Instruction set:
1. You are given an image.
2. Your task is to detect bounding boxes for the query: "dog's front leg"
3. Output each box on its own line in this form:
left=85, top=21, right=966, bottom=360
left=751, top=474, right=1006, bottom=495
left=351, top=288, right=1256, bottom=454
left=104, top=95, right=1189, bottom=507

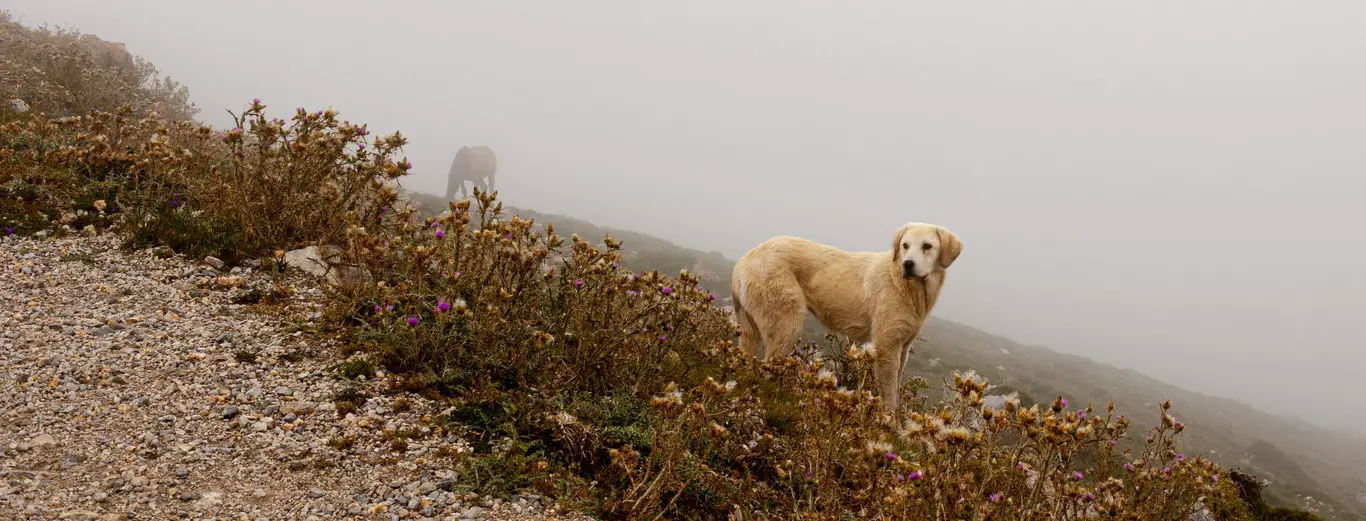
left=871, top=329, right=910, bottom=414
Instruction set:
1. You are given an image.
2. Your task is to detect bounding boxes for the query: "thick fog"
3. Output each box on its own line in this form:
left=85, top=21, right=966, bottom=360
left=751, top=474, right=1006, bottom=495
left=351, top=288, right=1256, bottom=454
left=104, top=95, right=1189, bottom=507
left=8, top=1, right=1364, bottom=431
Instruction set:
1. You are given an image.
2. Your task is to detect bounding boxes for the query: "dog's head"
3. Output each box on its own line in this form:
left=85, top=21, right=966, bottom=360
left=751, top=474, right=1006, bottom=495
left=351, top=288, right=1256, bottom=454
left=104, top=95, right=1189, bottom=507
left=891, top=222, right=963, bottom=279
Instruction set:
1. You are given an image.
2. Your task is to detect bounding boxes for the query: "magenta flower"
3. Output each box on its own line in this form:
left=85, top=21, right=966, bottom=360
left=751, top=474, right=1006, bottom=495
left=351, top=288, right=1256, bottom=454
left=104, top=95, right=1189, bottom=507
left=1176, top=453, right=1185, bottom=463
left=436, top=297, right=451, bottom=312
left=895, top=475, right=904, bottom=483
left=574, top=280, right=584, bottom=288
left=1124, top=463, right=1135, bottom=472
left=1163, top=467, right=1171, bottom=474
left=1017, top=463, right=1026, bottom=472
left=1211, top=474, right=1219, bottom=484
left=384, top=305, right=393, bottom=312
left=661, top=287, right=672, bottom=295
left=435, top=229, right=445, bottom=239
left=1078, top=410, right=1086, bottom=420
left=1073, top=471, right=1083, bottom=481
left=657, top=335, right=667, bottom=342
left=885, top=452, right=897, bottom=461
left=907, top=471, right=922, bottom=481
left=1059, top=397, right=1068, bottom=408
left=374, top=305, right=381, bottom=313
left=708, top=293, right=716, bottom=300
left=989, top=493, right=1003, bottom=503
left=403, top=161, right=412, bottom=169
left=252, top=98, right=261, bottom=105
left=625, top=290, right=638, bottom=297
left=407, top=315, right=419, bottom=325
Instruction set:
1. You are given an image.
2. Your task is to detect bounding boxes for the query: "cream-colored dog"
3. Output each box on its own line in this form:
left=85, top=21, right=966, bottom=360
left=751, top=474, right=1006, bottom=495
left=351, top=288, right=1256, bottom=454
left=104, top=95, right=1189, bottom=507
left=730, top=222, right=963, bottom=412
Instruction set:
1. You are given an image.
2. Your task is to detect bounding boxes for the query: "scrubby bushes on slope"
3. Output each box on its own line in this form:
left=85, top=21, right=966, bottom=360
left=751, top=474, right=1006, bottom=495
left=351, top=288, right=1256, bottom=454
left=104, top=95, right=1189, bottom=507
left=322, top=188, right=1253, bottom=520
left=1, top=9, right=196, bottom=121
left=0, top=101, right=406, bottom=262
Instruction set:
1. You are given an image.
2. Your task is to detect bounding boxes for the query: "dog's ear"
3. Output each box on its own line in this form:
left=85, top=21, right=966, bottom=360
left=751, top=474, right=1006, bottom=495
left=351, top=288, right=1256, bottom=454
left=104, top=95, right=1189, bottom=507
left=936, top=226, right=963, bottom=268
left=891, top=225, right=908, bottom=258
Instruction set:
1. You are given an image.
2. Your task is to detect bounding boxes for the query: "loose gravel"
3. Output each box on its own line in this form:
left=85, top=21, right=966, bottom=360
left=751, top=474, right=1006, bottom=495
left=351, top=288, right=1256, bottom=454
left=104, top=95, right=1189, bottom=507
left=1, top=233, right=593, bottom=521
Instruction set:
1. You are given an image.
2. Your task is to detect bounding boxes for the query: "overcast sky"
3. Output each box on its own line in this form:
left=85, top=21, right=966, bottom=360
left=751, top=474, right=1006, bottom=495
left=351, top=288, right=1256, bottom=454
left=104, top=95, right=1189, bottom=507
left=7, top=0, right=1364, bottom=431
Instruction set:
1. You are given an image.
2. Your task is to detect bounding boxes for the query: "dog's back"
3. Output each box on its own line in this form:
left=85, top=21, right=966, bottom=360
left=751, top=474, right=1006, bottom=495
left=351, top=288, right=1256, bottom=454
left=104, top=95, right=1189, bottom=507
left=732, top=236, right=883, bottom=357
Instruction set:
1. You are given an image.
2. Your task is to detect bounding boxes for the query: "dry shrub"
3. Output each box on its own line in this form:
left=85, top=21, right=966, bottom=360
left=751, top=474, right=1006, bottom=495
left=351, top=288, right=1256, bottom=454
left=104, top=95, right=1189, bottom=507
left=0, top=9, right=196, bottom=121
left=332, top=191, right=1254, bottom=521
left=0, top=100, right=406, bottom=262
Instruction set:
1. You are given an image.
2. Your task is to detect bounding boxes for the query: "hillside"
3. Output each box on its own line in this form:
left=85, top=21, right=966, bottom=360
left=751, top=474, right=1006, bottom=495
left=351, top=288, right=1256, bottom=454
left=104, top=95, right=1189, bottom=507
left=406, top=188, right=1366, bottom=520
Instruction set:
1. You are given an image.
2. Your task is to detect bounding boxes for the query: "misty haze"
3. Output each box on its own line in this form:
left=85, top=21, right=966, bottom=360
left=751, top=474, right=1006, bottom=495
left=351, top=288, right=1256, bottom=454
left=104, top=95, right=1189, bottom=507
left=3, top=1, right=1364, bottom=519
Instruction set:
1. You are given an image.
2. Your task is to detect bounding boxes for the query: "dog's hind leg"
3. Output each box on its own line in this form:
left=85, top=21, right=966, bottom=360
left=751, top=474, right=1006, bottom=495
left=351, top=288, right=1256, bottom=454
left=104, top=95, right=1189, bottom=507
left=733, top=298, right=764, bottom=358
left=747, top=278, right=807, bottom=360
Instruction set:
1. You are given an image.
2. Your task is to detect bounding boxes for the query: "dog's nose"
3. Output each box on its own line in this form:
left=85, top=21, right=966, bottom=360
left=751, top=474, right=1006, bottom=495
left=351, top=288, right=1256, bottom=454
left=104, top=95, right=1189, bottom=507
left=902, top=259, right=916, bottom=276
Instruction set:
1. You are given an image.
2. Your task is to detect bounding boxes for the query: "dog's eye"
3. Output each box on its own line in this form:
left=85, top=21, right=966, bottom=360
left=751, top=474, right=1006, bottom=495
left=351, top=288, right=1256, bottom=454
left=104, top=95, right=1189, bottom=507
left=902, top=242, right=909, bottom=250
left=922, top=242, right=933, bottom=251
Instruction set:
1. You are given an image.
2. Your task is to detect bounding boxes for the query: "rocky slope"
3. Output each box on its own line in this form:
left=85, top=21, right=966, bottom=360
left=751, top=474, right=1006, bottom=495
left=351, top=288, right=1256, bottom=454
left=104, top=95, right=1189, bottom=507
left=0, top=233, right=591, bottom=521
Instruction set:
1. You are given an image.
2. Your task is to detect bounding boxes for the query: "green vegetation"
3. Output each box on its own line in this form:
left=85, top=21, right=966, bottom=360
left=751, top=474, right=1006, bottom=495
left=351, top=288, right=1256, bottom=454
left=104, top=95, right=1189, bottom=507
left=1, top=9, right=1354, bottom=520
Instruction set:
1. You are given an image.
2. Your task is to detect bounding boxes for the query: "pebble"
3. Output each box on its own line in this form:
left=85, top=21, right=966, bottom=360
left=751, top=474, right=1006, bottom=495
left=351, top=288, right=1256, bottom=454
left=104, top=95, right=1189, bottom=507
left=222, top=405, right=240, bottom=419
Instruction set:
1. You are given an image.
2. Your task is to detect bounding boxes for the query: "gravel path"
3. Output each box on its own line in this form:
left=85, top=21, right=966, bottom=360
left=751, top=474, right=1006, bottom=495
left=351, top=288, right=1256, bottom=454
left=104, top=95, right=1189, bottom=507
left=1, top=233, right=593, bottom=521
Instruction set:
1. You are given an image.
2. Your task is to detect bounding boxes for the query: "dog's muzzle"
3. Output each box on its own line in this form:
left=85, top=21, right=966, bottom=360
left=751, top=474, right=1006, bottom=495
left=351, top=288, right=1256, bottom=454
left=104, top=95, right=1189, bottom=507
left=901, top=259, right=917, bottom=279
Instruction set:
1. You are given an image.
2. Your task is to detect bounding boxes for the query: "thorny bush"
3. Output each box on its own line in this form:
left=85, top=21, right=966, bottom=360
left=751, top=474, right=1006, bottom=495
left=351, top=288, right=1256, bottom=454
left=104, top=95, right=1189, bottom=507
left=0, top=100, right=407, bottom=262
left=1, top=9, right=197, bottom=121
left=332, top=190, right=1252, bottom=521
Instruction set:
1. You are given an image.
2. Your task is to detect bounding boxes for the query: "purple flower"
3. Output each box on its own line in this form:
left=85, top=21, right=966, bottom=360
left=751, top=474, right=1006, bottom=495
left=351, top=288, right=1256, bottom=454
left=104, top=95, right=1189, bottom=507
left=384, top=305, right=393, bottom=312
left=1016, top=463, right=1026, bottom=472
left=1108, top=439, right=1117, bottom=446
left=1078, top=410, right=1086, bottom=420
left=453, top=271, right=461, bottom=278
left=661, top=286, right=672, bottom=295
left=374, top=305, right=381, bottom=313
left=435, top=229, right=445, bottom=239
left=407, top=315, right=419, bottom=325
left=626, top=290, right=638, bottom=297
left=1073, top=471, right=1084, bottom=481
left=885, top=452, right=897, bottom=461
left=252, top=98, right=261, bottom=105
left=1163, top=467, right=1172, bottom=474
left=610, top=262, right=619, bottom=269
left=907, top=471, right=923, bottom=481
left=657, top=335, right=667, bottom=342
left=1211, top=474, right=1219, bottom=484
left=708, top=293, right=716, bottom=300
left=436, top=297, right=450, bottom=312
left=895, top=475, right=904, bottom=483
left=1176, top=453, right=1185, bottom=463
left=4, top=227, right=11, bottom=235
left=1124, top=463, right=1135, bottom=472
left=1059, top=397, right=1068, bottom=409
left=1085, top=492, right=1095, bottom=501
left=989, top=493, right=1003, bottom=503
left=403, top=161, right=412, bottom=169
left=573, top=280, right=584, bottom=288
